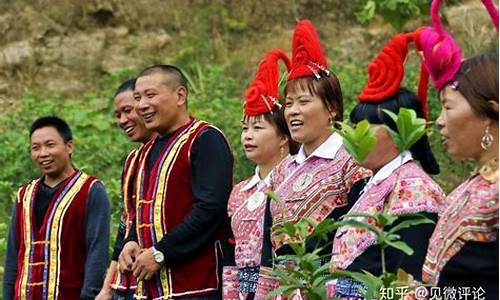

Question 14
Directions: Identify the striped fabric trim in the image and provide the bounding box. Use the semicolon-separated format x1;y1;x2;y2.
18;172;90;300
134;119;207;299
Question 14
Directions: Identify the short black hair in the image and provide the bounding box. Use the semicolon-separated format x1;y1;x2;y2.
350;87;440;175
114;78;136;98
30;116;73;143
137;64;189;93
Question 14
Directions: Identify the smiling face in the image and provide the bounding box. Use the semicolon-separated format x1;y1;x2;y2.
134;72;188;135
30;126;73;180
437;85;489;160
284;88;333;154
241;115;286;166
114;89;151;143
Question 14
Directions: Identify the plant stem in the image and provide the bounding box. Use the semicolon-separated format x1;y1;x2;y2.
380;247;386;275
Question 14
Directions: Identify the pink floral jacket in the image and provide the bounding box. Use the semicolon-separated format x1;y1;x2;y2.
330;161;444;270
422;164;499;285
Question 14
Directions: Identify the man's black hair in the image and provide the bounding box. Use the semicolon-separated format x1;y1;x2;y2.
30;116;73;143
137;64;189;93
114;78;136;98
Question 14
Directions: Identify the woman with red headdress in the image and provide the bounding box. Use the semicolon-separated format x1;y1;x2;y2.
416;0;499;298
222;49;298;300
267;19;369;295
328;30;445;299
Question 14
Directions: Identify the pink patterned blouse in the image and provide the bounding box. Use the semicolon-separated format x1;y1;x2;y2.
423;163;499;286
270;133;369;250
331;160;444;270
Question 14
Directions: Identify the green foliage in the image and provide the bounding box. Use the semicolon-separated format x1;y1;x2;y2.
355;0;429;29
336;211;434;297
336;120;377;163
383;107;426;152
268;218;339;300
269;210;434;299
185;63;254;183
336;107;426;165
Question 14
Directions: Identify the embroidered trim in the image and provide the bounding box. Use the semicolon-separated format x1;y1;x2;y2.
238;266;260;293
423;174;498;284
271;148;366;249
335;277;366;299
19;172;91;300
135;120;208;298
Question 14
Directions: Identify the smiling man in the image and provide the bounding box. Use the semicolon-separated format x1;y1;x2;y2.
3;116;110;300
97;78;157;300
118;65;233;300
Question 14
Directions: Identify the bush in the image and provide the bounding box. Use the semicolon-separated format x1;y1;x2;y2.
354;0;429;29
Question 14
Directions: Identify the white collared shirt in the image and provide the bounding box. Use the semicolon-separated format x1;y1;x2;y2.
362;150;413;194
294;132;344;164
241;166;273;192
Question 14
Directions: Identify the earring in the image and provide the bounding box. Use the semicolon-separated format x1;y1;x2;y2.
329;117;334;127
481;125;494;150
280;146;285;158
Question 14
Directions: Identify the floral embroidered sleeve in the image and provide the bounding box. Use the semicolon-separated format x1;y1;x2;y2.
341;154;371;194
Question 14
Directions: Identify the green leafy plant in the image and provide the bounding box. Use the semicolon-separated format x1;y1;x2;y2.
267;218;338;300
383;108;426;152
334;210;434;298
267;211;434;299
336;120;377;163
355;0;429;29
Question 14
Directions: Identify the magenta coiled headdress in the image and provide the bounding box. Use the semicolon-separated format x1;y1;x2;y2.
415;0;498;89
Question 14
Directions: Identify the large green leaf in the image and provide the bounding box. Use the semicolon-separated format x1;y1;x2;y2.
310;218;342;241
388;216;435;235
385;240;414;256
335;219;382;240
336;120;377;163
383;108;426;152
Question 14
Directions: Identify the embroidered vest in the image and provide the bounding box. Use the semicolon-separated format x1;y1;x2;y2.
134;119;228;299
270;147;367;250
331;161;444;270
422;172;499;285
14;171;97;300
111;146;143;293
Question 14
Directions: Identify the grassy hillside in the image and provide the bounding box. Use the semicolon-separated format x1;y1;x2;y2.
0;0;496;283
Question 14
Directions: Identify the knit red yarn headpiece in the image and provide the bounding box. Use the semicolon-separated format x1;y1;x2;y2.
358;31;430;119
244;49;291;116
287;19;330;81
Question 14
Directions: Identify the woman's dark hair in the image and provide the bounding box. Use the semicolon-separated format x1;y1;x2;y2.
446;53;498;121
284;73;343;123
350;87;440;175
243;106;300;155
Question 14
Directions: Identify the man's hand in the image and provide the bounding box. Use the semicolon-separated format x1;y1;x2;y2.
118;241;140;272
95;288;113;300
132;247;162;281
95;261;118;300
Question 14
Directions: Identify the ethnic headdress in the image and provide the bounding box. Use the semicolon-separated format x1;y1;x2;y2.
287;19;330;81
244;49;290;116
415;0;498;90
358;30;431;119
